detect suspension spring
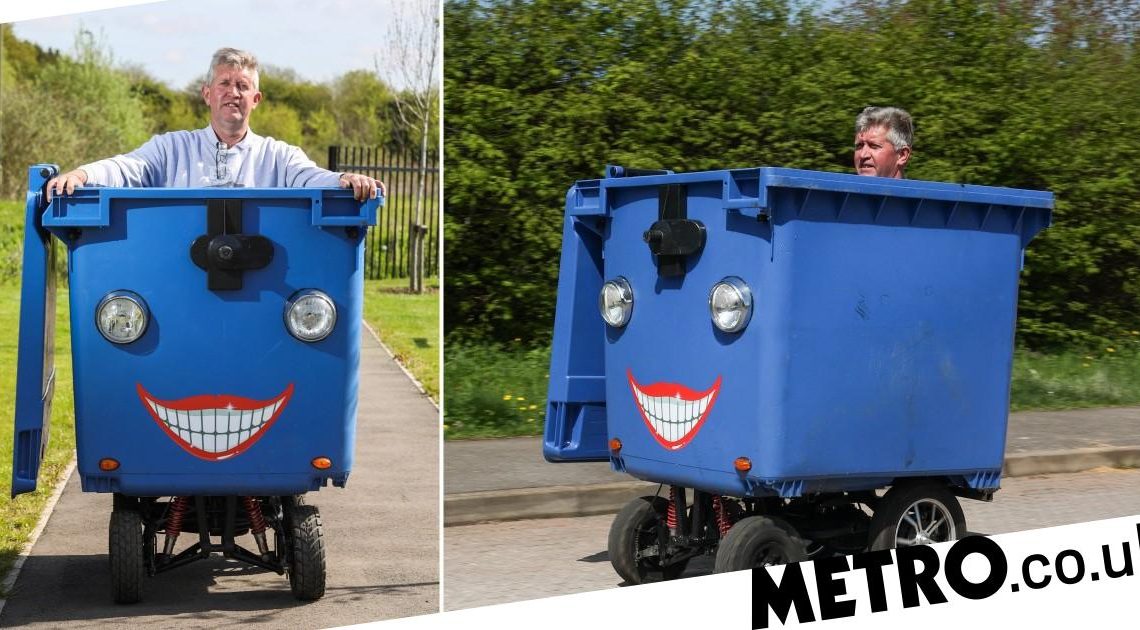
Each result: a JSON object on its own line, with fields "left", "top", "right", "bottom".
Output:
{"left": 242, "top": 496, "right": 268, "bottom": 535}
{"left": 166, "top": 496, "right": 189, "bottom": 538}
{"left": 243, "top": 496, "right": 272, "bottom": 559}
{"left": 666, "top": 487, "right": 678, "bottom": 532}
{"left": 162, "top": 496, "right": 191, "bottom": 557}
{"left": 712, "top": 495, "right": 732, "bottom": 537}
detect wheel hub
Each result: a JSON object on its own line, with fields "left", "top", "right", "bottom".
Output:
{"left": 896, "top": 498, "right": 956, "bottom": 546}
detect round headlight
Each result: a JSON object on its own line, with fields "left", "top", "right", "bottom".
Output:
{"left": 709, "top": 277, "right": 753, "bottom": 333}
{"left": 285, "top": 290, "right": 337, "bottom": 342}
{"left": 96, "top": 291, "right": 149, "bottom": 344}
{"left": 598, "top": 277, "right": 634, "bottom": 328}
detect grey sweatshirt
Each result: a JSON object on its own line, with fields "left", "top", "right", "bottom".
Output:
{"left": 79, "top": 126, "right": 342, "bottom": 189}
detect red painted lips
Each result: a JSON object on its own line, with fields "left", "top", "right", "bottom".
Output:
{"left": 137, "top": 383, "right": 294, "bottom": 461}
{"left": 627, "top": 370, "right": 722, "bottom": 450}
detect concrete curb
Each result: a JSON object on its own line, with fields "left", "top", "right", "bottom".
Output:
{"left": 445, "top": 481, "right": 658, "bottom": 526}
{"left": 1003, "top": 446, "right": 1140, "bottom": 477}
{"left": 445, "top": 446, "right": 1140, "bottom": 526}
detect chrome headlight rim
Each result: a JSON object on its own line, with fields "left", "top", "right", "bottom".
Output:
{"left": 708, "top": 276, "right": 753, "bottom": 333}
{"left": 598, "top": 276, "right": 634, "bottom": 328}
{"left": 284, "top": 289, "right": 338, "bottom": 342}
{"left": 95, "top": 290, "right": 149, "bottom": 345}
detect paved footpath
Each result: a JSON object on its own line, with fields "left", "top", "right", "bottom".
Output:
{"left": 444, "top": 467, "right": 1140, "bottom": 610}
{"left": 0, "top": 329, "right": 439, "bottom": 628}
{"left": 444, "top": 406, "right": 1140, "bottom": 524}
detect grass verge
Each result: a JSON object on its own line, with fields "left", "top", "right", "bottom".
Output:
{"left": 0, "top": 283, "right": 76, "bottom": 592}
{"left": 1010, "top": 346, "right": 1140, "bottom": 411}
{"left": 444, "top": 344, "right": 1140, "bottom": 440}
{"left": 444, "top": 343, "right": 550, "bottom": 439}
{"left": 362, "top": 277, "right": 440, "bottom": 401}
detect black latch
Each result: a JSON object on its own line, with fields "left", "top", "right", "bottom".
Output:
{"left": 644, "top": 220, "right": 705, "bottom": 256}
{"left": 645, "top": 184, "right": 705, "bottom": 277}
{"left": 190, "top": 199, "right": 273, "bottom": 290}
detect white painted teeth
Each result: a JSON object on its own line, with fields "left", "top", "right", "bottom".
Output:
{"left": 635, "top": 390, "right": 713, "bottom": 443}
{"left": 147, "top": 399, "right": 280, "bottom": 453}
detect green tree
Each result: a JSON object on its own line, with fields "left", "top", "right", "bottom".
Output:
{"left": 260, "top": 65, "right": 334, "bottom": 116}
{"left": 124, "top": 65, "right": 202, "bottom": 133}
{"left": 252, "top": 101, "right": 305, "bottom": 145}
{"left": 332, "top": 70, "right": 397, "bottom": 147}
{"left": 2, "top": 29, "right": 150, "bottom": 197}
{"left": 301, "top": 108, "right": 342, "bottom": 168}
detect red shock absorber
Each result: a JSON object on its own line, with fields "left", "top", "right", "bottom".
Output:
{"left": 242, "top": 496, "right": 268, "bottom": 534}
{"left": 666, "top": 487, "right": 678, "bottom": 533}
{"left": 712, "top": 495, "right": 732, "bottom": 537}
{"left": 163, "top": 496, "right": 190, "bottom": 556}
{"left": 242, "top": 496, "right": 271, "bottom": 559}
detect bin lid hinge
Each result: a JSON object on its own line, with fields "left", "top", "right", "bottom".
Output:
{"left": 644, "top": 183, "right": 705, "bottom": 277}
{"left": 189, "top": 199, "right": 274, "bottom": 291}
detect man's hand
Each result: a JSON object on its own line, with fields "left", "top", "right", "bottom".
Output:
{"left": 44, "top": 169, "right": 89, "bottom": 202}
{"left": 339, "top": 173, "right": 386, "bottom": 201}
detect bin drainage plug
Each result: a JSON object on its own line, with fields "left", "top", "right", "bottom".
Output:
{"left": 163, "top": 496, "right": 190, "bottom": 557}
{"left": 242, "top": 496, "right": 271, "bottom": 560}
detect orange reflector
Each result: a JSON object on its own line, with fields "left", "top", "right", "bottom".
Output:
{"left": 734, "top": 457, "right": 752, "bottom": 473}
{"left": 609, "top": 438, "right": 622, "bottom": 453}
{"left": 99, "top": 458, "right": 120, "bottom": 472}
{"left": 311, "top": 457, "right": 333, "bottom": 470}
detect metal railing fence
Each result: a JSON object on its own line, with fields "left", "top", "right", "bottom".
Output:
{"left": 328, "top": 146, "right": 439, "bottom": 280}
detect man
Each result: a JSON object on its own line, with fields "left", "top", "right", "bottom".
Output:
{"left": 853, "top": 106, "right": 913, "bottom": 179}
{"left": 46, "top": 48, "right": 382, "bottom": 201}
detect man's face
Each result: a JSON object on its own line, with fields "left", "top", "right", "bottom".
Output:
{"left": 202, "top": 65, "right": 262, "bottom": 131}
{"left": 854, "top": 126, "right": 910, "bottom": 178}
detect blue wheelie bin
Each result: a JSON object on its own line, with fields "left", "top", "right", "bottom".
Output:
{"left": 544, "top": 165, "right": 1052, "bottom": 581}
{"left": 12, "top": 165, "right": 379, "bottom": 602}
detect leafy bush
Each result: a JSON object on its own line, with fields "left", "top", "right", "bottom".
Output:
{"left": 444, "top": 0, "right": 1140, "bottom": 351}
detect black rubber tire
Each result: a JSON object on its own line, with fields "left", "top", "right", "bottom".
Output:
{"left": 867, "top": 480, "right": 966, "bottom": 551}
{"left": 287, "top": 502, "right": 327, "bottom": 600}
{"left": 608, "top": 496, "right": 688, "bottom": 585}
{"left": 109, "top": 507, "right": 145, "bottom": 604}
{"left": 713, "top": 516, "right": 807, "bottom": 573}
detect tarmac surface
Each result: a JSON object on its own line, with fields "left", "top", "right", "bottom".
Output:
{"left": 444, "top": 467, "right": 1140, "bottom": 610}
{"left": 444, "top": 406, "right": 1140, "bottom": 525}
{"left": 0, "top": 329, "right": 440, "bottom": 628}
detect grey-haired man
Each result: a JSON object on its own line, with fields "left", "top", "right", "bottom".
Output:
{"left": 853, "top": 106, "right": 913, "bottom": 179}
{"left": 46, "top": 47, "right": 383, "bottom": 201}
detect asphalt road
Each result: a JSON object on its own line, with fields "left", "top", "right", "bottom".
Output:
{"left": 443, "top": 467, "right": 1140, "bottom": 611}
{"left": 0, "top": 332, "right": 439, "bottom": 628}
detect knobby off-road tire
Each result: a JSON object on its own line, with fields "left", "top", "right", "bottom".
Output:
{"left": 608, "top": 496, "right": 688, "bottom": 585}
{"left": 713, "top": 515, "right": 807, "bottom": 573}
{"left": 287, "top": 502, "right": 327, "bottom": 600}
{"left": 867, "top": 480, "right": 966, "bottom": 551}
{"left": 109, "top": 508, "right": 145, "bottom": 604}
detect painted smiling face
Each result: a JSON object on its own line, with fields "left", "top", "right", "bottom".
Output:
{"left": 137, "top": 383, "right": 293, "bottom": 461}
{"left": 627, "top": 370, "right": 722, "bottom": 450}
